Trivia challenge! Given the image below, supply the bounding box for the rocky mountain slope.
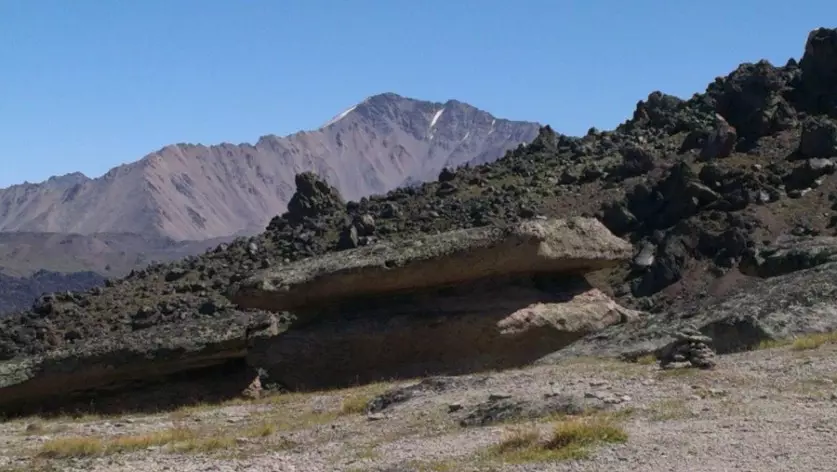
[0,270,105,316]
[2,27,837,416]
[0,94,540,241]
[0,231,237,316]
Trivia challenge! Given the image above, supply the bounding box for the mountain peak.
[0,94,540,240]
[321,92,416,128]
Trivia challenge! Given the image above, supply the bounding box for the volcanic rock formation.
[234,218,636,390]
[0,217,635,415]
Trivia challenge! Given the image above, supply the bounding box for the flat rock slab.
[0,313,256,415]
[230,217,632,312]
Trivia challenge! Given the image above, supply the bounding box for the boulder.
[798,117,837,158]
[699,115,738,160]
[784,158,836,190]
[230,217,633,312]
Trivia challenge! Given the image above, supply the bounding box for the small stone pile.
[659,327,717,370]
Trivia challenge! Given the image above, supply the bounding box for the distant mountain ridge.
[0,93,540,241]
[0,231,237,277]
[0,270,105,316]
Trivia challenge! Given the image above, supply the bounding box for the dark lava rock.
[798,116,837,158]
[784,158,836,191]
[699,116,738,160]
[797,28,837,116]
[285,172,345,221]
[365,376,480,414]
[707,60,797,143]
[438,167,457,182]
[456,394,601,427]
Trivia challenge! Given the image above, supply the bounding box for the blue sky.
[1,1,834,188]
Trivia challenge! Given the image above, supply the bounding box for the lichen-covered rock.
[543,261,837,363]
[740,235,837,278]
[456,393,602,427]
[0,313,259,416]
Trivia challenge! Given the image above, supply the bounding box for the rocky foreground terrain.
[2,340,837,471]
[2,27,837,471]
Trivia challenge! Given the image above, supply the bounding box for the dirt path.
[2,341,837,472]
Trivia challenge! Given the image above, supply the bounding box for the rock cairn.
[659,327,717,370]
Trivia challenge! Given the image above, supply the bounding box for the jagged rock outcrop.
[545,246,837,363]
[285,172,346,222]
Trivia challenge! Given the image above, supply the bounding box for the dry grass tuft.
[487,416,628,463]
[634,354,658,365]
[170,436,237,454]
[242,420,277,438]
[336,381,395,416]
[790,332,837,351]
[491,425,542,455]
[340,394,372,415]
[756,331,837,351]
[36,426,238,458]
[37,436,106,459]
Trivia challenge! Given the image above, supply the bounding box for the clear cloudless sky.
[1,1,835,188]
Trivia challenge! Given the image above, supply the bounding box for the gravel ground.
[2,342,837,472]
